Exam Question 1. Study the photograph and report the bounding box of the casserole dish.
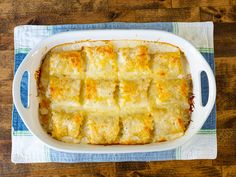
[13,30,216,153]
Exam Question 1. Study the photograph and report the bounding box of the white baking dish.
[13,30,216,153]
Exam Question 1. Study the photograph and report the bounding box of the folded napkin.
[12,22,216,163]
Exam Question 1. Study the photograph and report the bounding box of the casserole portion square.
[49,51,85,78]
[86,113,120,144]
[120,113,153,144]
[84,45,118,79]
[152,107,188,142]
[51,111,84,143]
[47,76,81,111]
[149,79,190,109]
[118,46,151,79]
[83,78,118,112]
[119,79,151,113]
[152,51,184,79]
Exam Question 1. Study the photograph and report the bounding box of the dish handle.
[12,59,31,123]
[196,61,216,121]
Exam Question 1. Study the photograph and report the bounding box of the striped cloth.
[12,22,216,163]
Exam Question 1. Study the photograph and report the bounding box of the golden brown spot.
[87,45,117,70]
[170,56,178,64]
[50,85,62,98]
[59,51,84,71]
[96,45,114,55]
[85,79,97,100]
[96,46,117,62]
[177,118,185,130]
[181,80,188,96]
[122,46,150,72]
[135,46,149,69]
[159,72,166,76]
[158,138,167,142]
[156,83,170,101]
[122,81,138,102]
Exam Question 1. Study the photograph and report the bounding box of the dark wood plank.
[0,33,13,50]
[1,11,135,27]
[0,15,14,34]
[13,0,68,14]
[200,6,236,22]
[214,128,236,166]
[13,0,108,14]
[215,57,236,166]
[215,57,236,112]
[0,50,13,105]
[0,0,13,15]
[214,23,236,57]
[13,12,110,25]
[0,7,202,28]
[223,165,236,177]
[116,162,222,177]
[217,109,236,129]
[172,0,231,8]
[0,140,11,163]
[115,160,213,176]
[135,7,200,22]
[108,0,172,10]
[68,0,109,12]
[0,105,12,141]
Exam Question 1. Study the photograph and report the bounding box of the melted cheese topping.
[49,51,85,78]
[153,108,188,142]
[86,113,120,144]
[38,40,192,145]
[149,79,190,109]
[119,79,150,113]
[152,51,184,79]
[47,76,81,111]
[84,45,117,79]
[118,46,151,79]
[83,78,118,112]
[120,113,153,144]
[51,111,84,143]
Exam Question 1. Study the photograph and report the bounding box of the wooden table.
[0,0,236,176]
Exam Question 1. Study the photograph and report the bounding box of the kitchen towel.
[12,22,216,163]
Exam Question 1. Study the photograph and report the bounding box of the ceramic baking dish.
[12,30,216,153]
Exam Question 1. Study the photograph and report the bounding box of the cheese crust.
[51,111,84,143]
[120,113,153,144]
[86,113,120,144]
[38,40,192,145]
[83,78,118,112]
[149,79,190,109]
[152,51,184,79]
[47,76,81,111]
[49,51,85,78]
[119,79,150,113]
[84,45,117,79]
[118,45,151,79]
[152,107,188,142]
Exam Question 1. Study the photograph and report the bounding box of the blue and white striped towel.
[12,22,217,163]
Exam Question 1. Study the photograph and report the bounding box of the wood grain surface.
[0,0,236,176]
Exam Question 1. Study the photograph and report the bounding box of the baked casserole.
[37,40,193,145]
